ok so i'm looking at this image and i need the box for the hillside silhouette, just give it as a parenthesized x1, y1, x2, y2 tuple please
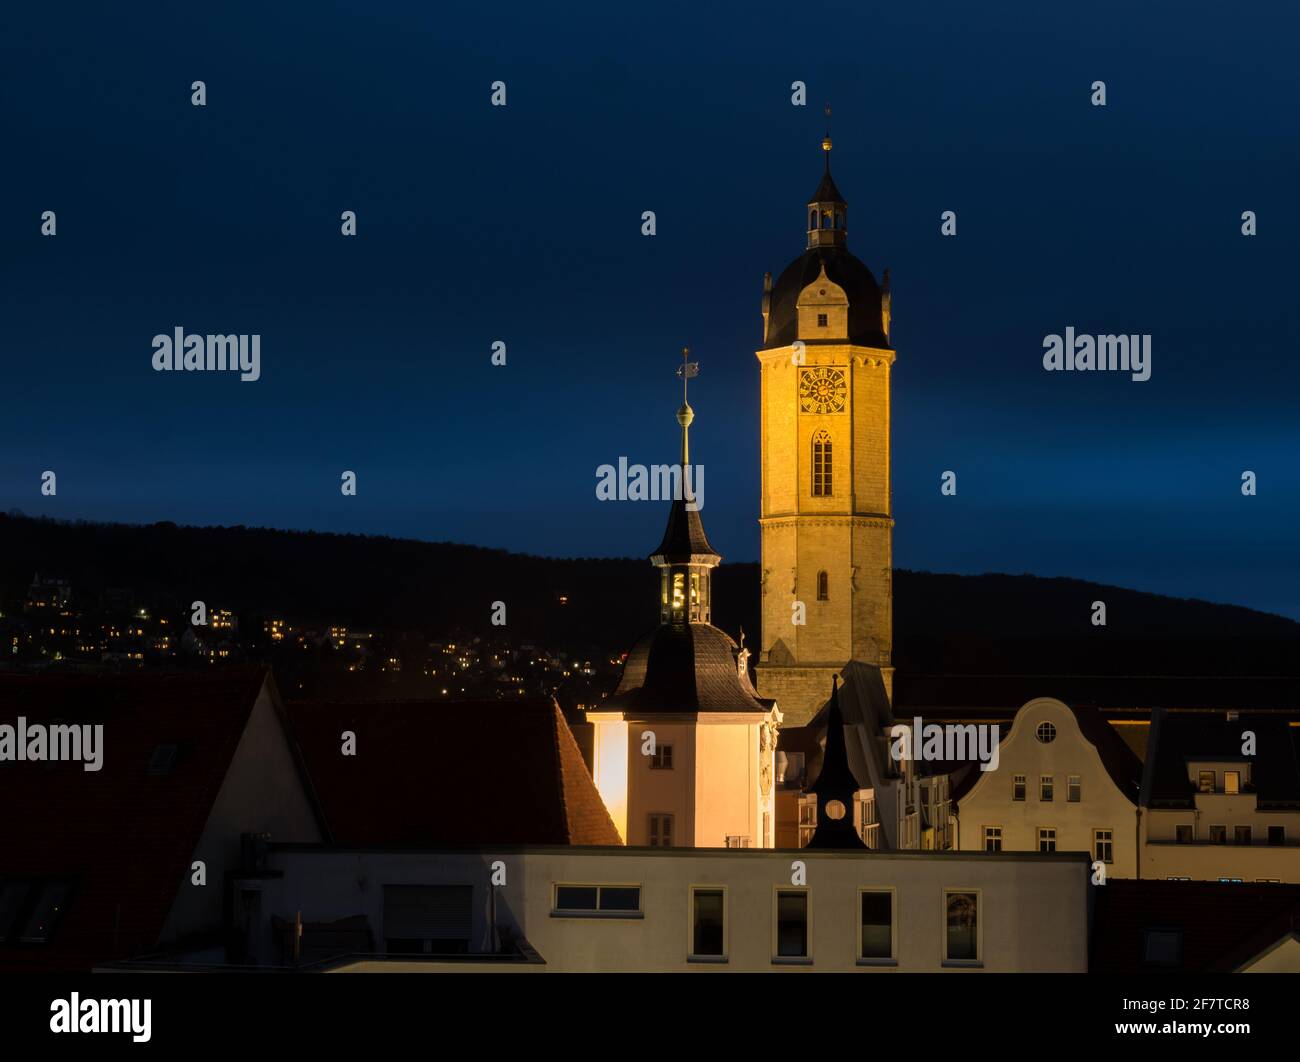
(2, 513, 1297, 676)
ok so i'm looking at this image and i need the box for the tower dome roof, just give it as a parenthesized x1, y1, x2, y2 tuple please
(606, 623, 770, 715)
(765, 246, 888, 349)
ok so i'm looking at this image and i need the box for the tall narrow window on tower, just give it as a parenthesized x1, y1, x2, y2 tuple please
(812, 431, 833, 496)
(817, 571, 829, 600)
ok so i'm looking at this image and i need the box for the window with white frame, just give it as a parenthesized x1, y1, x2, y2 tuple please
(1093, 828, 1113, 864)
(983, 826, 1002, 852)
(1038, 828, 1057, 852)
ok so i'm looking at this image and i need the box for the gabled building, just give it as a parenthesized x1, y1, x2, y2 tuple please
(949, 697, 1143, 877)
(0, 669, 326, 971)
(588, 387, 781, 848)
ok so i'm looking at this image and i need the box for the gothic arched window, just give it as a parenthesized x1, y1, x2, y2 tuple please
(817, 570, 829, 600)
(812, 430, 832, 496)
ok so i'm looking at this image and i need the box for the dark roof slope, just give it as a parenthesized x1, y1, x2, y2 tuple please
(1092, 879, 1300, 972)
(651, 496, 718, 562)
(0, 668, 274, 971)
(809, 169, 846, 205)
(765, 247, 887, 349)
(286, 697, 621, 846)
(606, 623, 770, 715)
(1144, 712, 1300, 809)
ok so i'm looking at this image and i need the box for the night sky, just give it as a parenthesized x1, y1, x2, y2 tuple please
(3, 1, 1298, 618)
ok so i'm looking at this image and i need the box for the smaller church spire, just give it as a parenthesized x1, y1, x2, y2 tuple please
(806, 676, 867, 849)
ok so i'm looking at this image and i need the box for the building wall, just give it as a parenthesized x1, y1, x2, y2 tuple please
(161, 683, 324, 943)
(591, 718, 629, 842)
(261, 846, 1090, 973)
(953, 698, 1138, 879)
(1143, 805, 1300, 882)
(693, 722, 760, 847)
(624, 721, 695, 846)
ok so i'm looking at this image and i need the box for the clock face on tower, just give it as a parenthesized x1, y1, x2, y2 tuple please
(799, 367, 847, 414)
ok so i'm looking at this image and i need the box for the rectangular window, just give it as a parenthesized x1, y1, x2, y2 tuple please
(816, 313, 828, 327)
(1068, 775, 1081, 803)
(1224, 771, 1240, 794)
(1038, 828, 1057, 853)
(944, 890, 979, 963)
(1176, 824, 1194, 844)
(774, 890, 809, 960)
(690, 888, 726, 960)
(724, 835, 751, 848)
(1209, 825, 1227, 845)
(1268, 826, 1286, 846)
(1013, 775, 1026, 801)
(1094, 828, 1114, 864)
(1143, 928, 1181, 965)
(650, 744, 673, 770)
(1199, 770, 1216, 793)
(1234, 826, 1252, 845)
(554, 884, 642, 915)
(1040, 775, 1054, 802)
(859, 890, 894, 961)
(983, 827, 1002, 852)
(648, 814, 674, 847)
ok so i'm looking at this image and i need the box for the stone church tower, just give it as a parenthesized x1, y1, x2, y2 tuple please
(754, 133, 895, 726)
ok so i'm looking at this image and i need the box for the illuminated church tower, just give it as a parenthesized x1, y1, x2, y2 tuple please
(588, 359, 781, 848)
(754, 127, 895, 726)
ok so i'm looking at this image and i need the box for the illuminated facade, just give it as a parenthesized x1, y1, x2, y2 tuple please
(755, 134, 896, 726)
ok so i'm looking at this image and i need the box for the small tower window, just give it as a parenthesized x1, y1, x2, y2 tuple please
(835, 212, 844, 230)
(809, 209, 817, 230)
(812, 430, 832, 496)
(817, 313, 828, 327)
(817, 571, 828, 600)
(822, 211, 832, 229)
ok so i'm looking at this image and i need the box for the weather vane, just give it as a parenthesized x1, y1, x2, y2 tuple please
(676, 346, 699, 404)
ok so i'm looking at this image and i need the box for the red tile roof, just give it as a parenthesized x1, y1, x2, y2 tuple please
(0, 668, 274, 971)
(284, 697, 622, 847)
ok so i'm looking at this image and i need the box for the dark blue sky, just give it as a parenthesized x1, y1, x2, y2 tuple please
(3, 1, 1298, 618)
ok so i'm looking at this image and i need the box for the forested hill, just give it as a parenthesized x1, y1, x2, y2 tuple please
(2, 513, 1297, 676)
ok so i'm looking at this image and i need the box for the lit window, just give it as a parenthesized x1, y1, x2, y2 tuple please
(812, 431, 832, 496)
(1225, 771, 1240, 795)
(1198, 770, 1215, 793)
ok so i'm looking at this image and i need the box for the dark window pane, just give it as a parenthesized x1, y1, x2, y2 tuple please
(860, 892, 892, 958)
(945, 892, 978, 961)
(19, 881, 71, 943)
(693, 890, 725, 956)
(599, 887, 640, 912)
(555, 886, 598, 911)
(777, 891, 808, 957)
